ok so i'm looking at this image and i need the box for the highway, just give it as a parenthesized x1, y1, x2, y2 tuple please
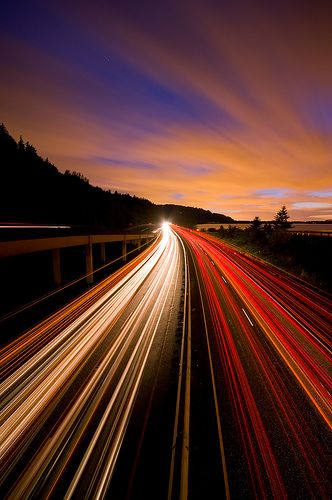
(0, 224, 188, 498)
(0, 223, 331, 498)
(174, 226, 332, 499)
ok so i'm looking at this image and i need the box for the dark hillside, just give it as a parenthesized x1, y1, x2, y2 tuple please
(155, 204, 233, 227)
(0, 124, 232, 229)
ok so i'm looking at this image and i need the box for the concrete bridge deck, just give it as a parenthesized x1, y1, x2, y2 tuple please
(0, 233, 157, 284)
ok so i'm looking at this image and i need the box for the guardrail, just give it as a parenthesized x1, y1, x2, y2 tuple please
(0, 233, 156, 284)
(288, 230, 332, 237)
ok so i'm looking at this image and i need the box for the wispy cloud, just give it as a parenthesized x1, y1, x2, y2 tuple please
(309, 190, 332, 198)
(293, 202, 331, 209)
(1, 1, 331, 220)
(92, 157, 159, 171)
(254, 189, 289, 198)
(171, 193, 185, 200)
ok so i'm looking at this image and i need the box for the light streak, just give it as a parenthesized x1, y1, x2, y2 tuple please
(1, 222, 331, 497)
(0, 222, 184, 497)
(168, 230, 191, 500)
(174, 225, 332, 498)
(242, 308, 254, 326)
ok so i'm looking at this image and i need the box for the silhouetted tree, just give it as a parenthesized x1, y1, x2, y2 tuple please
(17, 135, 25, 153)
(226, 225, 238, 237)
(250, 216, 263, 231)
(273, 205, 292, 230)
(263, 222, 273, 234)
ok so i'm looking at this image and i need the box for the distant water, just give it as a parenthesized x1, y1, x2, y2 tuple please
(289, 224, 332, 232)
(196, 223, 250, 230)
(196, 223, 332, 232)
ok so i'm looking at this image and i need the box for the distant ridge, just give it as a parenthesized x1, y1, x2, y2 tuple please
(154, 204, 232, 227)
(0, 123, 233, 229)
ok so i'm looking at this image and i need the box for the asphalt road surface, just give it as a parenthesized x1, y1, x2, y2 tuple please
(0, 224, 331, 499)
(174, 226, 331, 499)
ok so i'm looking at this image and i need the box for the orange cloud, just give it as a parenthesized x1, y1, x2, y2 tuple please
(1, 1, 331, 220)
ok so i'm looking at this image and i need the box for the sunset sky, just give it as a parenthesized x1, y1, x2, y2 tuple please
(1, 0, 332, 220)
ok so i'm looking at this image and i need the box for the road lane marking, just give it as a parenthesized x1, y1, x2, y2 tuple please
(242, 308, 254, 326)
(168, 230, 191, 500)
(187, 244, 230, 500)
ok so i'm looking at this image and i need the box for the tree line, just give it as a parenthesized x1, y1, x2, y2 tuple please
(217, 206, 331, 291)
(249, 205, 292, 232)
(0, 124, 232, 230)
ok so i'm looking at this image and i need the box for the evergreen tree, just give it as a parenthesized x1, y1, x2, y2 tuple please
(250, 216, 262, 231)
(263, 222, 273, 234)
(18, 136, 25, 152)
(273, 205, 292, 229)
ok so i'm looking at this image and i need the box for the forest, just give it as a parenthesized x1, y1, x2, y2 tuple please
(0, 124, 233, 230)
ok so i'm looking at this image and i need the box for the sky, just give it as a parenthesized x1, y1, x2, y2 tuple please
(1, 0, 332, 221)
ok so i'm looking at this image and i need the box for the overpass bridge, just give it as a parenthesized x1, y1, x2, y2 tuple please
(0, 232, 157, 285)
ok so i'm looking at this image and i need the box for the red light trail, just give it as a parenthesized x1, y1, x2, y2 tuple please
(174, 226, 331, 498)
(0, 224, 331, 498)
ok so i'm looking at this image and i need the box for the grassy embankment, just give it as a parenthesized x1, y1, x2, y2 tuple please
(210, 226, 332, 293)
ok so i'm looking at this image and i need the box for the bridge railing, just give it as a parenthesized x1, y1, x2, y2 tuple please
(0, 233, 156, 285)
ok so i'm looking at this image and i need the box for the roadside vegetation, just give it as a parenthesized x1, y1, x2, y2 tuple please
(212, 206, 332, 292)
